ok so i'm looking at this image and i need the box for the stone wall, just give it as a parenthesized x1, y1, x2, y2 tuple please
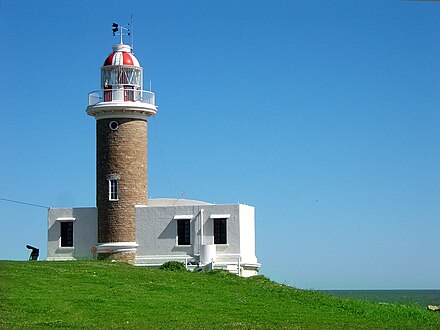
(96, 118, 148, 244)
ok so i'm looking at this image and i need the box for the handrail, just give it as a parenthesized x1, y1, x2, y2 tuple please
(135, 255, 192, 269)
(213, 254, 242, 276)
(88, 89, 155, 106)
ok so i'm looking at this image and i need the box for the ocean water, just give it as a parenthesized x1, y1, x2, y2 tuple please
(321, 290, 440, 307)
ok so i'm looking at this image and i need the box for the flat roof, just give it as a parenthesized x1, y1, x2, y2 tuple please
(146, 198, 212, 207)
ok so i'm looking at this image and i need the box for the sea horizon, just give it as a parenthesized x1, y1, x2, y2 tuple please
(320, 289, 440, 307)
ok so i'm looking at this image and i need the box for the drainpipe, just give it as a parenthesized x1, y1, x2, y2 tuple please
(200, 208, 204, 246)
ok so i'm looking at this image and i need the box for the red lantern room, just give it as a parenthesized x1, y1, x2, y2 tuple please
(86, 41, 157, 118)
(101, 44, 142, 102)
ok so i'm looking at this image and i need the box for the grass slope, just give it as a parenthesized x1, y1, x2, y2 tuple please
(1, 261, 439, 329)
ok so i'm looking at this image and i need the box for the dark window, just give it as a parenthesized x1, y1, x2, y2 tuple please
(109, 179, 118, 201)
(214, 218, 227, 244)
(61, 222, 73, 247)
(177, 219, 190, 245)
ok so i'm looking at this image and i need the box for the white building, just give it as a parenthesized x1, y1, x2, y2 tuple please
(48, 199, 260, 276)
(47, 25, 260, 277)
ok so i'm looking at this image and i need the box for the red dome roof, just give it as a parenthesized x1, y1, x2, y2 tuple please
(103, 44, 140, 67)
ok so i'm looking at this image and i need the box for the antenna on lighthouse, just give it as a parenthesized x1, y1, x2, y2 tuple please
(130, 14, 134, 51)
(112, 22, 131, 45)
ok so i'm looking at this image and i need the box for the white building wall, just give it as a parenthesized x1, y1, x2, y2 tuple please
(239, 204, 258, 264)
(200, 204, 240, 257)
(135, 205, 195, 264)
(135, 204, 242, 265)
(47, 208, 97, 260)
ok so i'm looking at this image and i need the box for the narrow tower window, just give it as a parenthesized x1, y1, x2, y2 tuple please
(214, 218, 227, 244)
(177, 219, 191, 245)
(60, 222, 73, 247)
(109, 178, 119, 201)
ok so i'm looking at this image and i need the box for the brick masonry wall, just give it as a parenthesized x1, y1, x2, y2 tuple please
(96, 118, 148, 244)
(98, 252, 136, 263)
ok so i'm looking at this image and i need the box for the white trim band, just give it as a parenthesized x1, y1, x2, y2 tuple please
(56, 217, 76, 222)
(173, 215, 193, 220)
(210, 214, 231, 219)
(96, 242, 139, 254)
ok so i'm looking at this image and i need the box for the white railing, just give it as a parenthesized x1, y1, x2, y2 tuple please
(213, 254, 242, 276)
(88, 89, 155, 106)
(135, 255, 193, 269)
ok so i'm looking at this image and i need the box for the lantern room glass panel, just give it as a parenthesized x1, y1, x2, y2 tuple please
(101, 67, 142, 89)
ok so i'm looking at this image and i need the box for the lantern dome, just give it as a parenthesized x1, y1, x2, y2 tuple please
(103, 44, 140, 67)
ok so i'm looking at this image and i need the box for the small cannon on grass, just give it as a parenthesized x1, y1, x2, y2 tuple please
(26, 245, 39, 261)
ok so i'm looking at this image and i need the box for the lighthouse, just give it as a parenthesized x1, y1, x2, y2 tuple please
(86, 24, 157, 262)
(47, 25, 260, 276)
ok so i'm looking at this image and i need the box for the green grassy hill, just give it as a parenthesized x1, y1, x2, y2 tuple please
(1, 261, 439, 329)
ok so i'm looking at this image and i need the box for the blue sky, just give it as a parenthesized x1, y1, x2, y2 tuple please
(1, 0, 439, 289)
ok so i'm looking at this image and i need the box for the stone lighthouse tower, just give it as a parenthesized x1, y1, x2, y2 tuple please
(86, 25, 157, 262)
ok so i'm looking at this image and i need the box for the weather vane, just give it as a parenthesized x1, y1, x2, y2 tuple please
(112, 22, 131, 45)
